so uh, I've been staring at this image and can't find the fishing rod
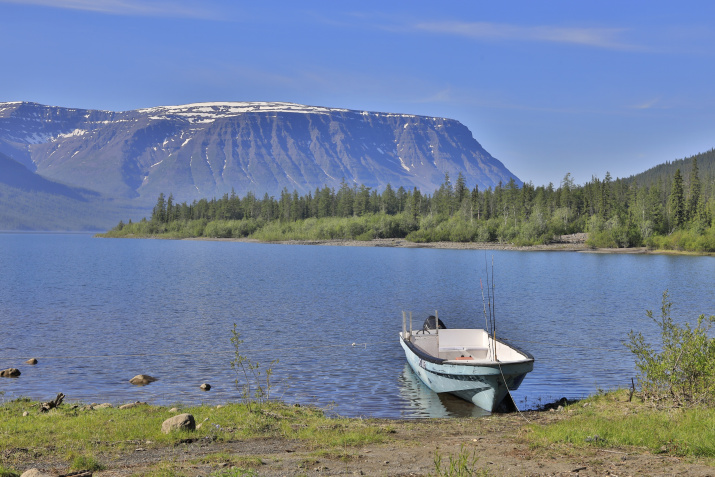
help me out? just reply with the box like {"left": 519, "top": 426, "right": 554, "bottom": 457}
{"left": 480, "top": 255, "right": 497, "bottom": 360}
{"left": 490, "top": 255, "right": 497, "bottom": 361}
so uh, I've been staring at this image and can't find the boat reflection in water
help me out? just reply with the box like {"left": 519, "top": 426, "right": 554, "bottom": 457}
{"left": 397, "top": 363, "right": 491, "bottom": 418}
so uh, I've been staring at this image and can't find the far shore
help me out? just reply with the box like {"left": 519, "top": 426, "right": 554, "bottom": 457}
{"left": 101, "top": 232, "right": 715, "bottom": 255}
{"left": 187, "top": 236, "right": 673, "bottom": 254}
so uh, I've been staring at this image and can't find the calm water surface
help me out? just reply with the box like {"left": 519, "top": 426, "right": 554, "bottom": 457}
{"left": 1, "top": 233, "right": 713, "bottom": 418}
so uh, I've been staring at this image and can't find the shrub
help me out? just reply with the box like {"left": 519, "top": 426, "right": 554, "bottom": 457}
{"left": 230, "top": 324, "right": 277, "bottom": 412}
{"left": 626, "top": 291, "right": 715, "bottom": 406}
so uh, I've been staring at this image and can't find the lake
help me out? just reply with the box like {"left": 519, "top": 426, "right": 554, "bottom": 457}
{"left": 0, "top": 233, "right": 713, "bottom": 418}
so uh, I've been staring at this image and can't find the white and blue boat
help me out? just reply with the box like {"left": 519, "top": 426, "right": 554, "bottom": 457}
{"left": 399, "top": 313, "right": 534, "bottom": 412}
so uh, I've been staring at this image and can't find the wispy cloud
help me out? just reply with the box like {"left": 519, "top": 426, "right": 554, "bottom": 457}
{"left": 412, "top": 88, "right": 453, "bottom": 104}
{"left": 414, "top": 21, "right": 641, "bottom": 51}
{"left": 0, "top": 0, "right": 219, "bottom": 19}
{"left": 630, "top": 97, "right": 662, "bottom": 109}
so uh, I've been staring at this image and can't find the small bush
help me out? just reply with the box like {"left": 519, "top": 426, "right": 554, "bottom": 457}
{"left": 627, "top": 291, "right": 715, "bottom": 406}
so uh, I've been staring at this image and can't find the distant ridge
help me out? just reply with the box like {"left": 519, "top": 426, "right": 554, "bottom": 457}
{"left": 0, "top": 151, "right": 91, "bottom": 200}
{"left": 0, "top": 101, "right": 522, "bottom": 204}
{"left": 623, "top": 148, "right": 715, "bottom": 186}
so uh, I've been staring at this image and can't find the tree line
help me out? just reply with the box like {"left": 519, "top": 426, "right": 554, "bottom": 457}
{"left": 104, "top": 155, "right": 715, "bottom": 252}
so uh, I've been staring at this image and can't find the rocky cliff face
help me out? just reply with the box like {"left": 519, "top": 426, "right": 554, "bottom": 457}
{"left": 0, "top": 101, "right": 521, "bottom": 203}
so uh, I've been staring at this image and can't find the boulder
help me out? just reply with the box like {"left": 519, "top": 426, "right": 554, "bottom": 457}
{"left": 0, "top": 368, "right": 21, "bottom": 377}
{"left": 119, "top": 401, "right": 147, "bottom": 409}
{"left": 26, "top": 358, "right": 38, "bottom": 365}
{"left": 20, "top": 469, "right": 53, "bottom": 477}
{"left": 161, "top": 413, "right": 196, "bottom": 434}
{"left": 129, "top": 374, "right": 157, "bottom": 385}
{"left": 94, "top": 403, "right": 113, "bottom": 409}
{"left": 200, "top": 383, "right": 211, "bottom": 391}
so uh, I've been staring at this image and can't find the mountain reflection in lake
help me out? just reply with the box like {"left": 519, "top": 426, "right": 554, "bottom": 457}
{"left": 0, "top": 233, "right": 713, "bottom": 418}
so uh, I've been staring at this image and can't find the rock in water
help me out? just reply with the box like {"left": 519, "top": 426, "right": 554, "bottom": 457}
{"left": 200, "top": 383, "right": 211, "bottom": 391}
{"left": 129, "top": 374, "right": 157, "bottom": 385}
{"left": 161, "top": 413, "right": 196, "bottom": 433}
{"left": 0, "top": 368, "right": 20, "bottom": 377}
{"left": 26, "top": 358, "right": 38, "bottom": 365}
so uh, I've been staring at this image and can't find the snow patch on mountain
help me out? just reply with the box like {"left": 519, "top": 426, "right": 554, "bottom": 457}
{"left": 135, "top": 101, "right": 432, "bottom": 124}
{"left": 57, "top": 129, "right": 88, "bottom": 139}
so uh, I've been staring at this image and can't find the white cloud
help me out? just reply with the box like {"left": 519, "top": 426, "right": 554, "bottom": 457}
{"left": 0, "top": 0, "right": 218, "bottom": 19}
{"left": 414, "top": 21, "right": 640, "bottom": 51}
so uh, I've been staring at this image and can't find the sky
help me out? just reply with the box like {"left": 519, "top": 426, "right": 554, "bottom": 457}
{"left": 1, "top": 0, "right": 714, "bottom": 187}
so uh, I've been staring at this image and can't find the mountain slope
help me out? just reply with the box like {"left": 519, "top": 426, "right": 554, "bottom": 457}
{"left": 0, "top": 101, "right": 521, "bottom": 204}
{"left": 0, "top": 151, "right": 148, "bottom": 230}
{"left": 622, "top": 148, "right": 715, "bottom": 187}
{"left": 0, "top": 151, "right": 92, "bottom": 200}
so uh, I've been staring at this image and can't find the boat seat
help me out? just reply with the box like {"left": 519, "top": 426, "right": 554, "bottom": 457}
{"left": 439, "top": 346, "right": 489, "bottom": 359}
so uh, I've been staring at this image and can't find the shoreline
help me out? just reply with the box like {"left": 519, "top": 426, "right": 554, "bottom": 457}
{"left": 3, "top": 394, "right": 713, "bottom": 476}
{"left": 102, "top": 232, "right": 714, "bottom": 255}
{"left": 187, "top": 236, "right": 669, "bottom": 254}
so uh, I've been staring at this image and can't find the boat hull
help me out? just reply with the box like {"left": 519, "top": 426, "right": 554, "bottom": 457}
{"left": 400, "top": 336, "right": 533, "bottom": 412}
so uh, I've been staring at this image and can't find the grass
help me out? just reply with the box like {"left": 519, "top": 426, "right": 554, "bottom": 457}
{"left": 68, "top": 454, "right": 105, "bottom": 471}
{"left": 4, "top": 391, "right": 715, "bottom": 474}
{"left": 525, "top": 389, "right": 715, "bottom": 458}
{"left": 431, "top": 444, "right": 491, "bottom": 476}
{"left": 0, "top": 466, "right": 20, "bottom": 477}
{"left": 0, "top": 398, "right": 391, "bottom": 469}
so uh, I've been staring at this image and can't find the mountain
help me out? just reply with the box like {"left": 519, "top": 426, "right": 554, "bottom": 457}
{"left": 0, "top": 151, "right": 149, "bottom": 230}
{"left": 0, "top": 101, "right": 521, "bottom": 205}
{"left": 0, "top": 150, "right": 91, "bottom": 200}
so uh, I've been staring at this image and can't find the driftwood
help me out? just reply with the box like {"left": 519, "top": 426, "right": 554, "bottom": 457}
{"left": 40, "top": 392, "right": 65, "bottom": 412}
{"left": 628, "top": 377, "right": 636, "bottom": 402}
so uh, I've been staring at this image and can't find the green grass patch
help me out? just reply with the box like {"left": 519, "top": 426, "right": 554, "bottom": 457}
{"left": 0, "top": 399, "right": 391, "bottom": 467}
{"left": 68, "top": 453, "right": 105, "bottom": 471}
{"left": 0, "top": 466, "right": 20, "bottom": 477}
{"left": 526, "top": 390, "right": 715, "bottom": 457}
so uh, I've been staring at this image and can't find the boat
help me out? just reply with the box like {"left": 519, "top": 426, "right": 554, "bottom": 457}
{"left": 399, "top": 312, "right": 534, "bottom": 412}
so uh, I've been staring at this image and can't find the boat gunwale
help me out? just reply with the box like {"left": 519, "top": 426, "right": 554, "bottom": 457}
{"left": 400, "top": 332, "right": 534, "bottom": 368}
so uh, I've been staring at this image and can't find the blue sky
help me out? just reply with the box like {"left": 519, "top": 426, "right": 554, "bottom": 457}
{"left": 1, "top": 1, "right": 714, "bottom": 187}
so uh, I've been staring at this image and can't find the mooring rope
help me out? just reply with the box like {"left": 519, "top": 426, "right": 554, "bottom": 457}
{"left": 496, "top": 360, "right": 531, "bottom": 423}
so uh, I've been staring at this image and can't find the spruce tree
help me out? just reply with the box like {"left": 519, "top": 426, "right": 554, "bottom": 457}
{"left": 669, "top": 168, "right": 685, "bottom": 230}
{"left": 687, "top": 158, "right": 701, "bottom": 222}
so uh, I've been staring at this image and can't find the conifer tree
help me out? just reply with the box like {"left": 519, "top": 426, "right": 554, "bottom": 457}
{"left": 687, "top": 158, "right": 701, "bottom": 222}
{"left": 669, "top": 168, "right": 685, "bottom": 230}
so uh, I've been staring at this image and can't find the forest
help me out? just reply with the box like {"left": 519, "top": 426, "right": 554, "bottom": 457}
{"left": 101, "top": 150, "right": 715, "bottom": 252}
